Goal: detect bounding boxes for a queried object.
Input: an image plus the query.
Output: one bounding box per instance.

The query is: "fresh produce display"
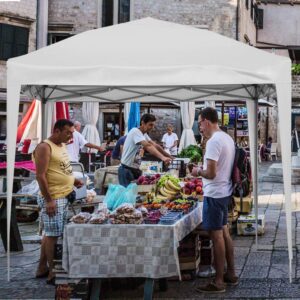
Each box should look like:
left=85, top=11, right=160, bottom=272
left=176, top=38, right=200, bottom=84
left=137, top=174, right=161, bottom=185
left=182, top=177, right=203, bottom=195
left=70, top=212, right=92, bottom=224
left=156, top=174, right=181, bottom=200
left=177, top=145, right=202, bottom=163
left=165, top=199, right=196, bottom=213
left=89, top=212, right=108, bottom=224
left=144, top=210, right=162, bottom=224
left=109, top=203, right=144, bottom=224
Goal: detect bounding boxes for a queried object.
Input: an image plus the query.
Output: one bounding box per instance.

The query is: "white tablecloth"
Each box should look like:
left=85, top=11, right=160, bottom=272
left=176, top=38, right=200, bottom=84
left=62, top=203, right=202, bottom=279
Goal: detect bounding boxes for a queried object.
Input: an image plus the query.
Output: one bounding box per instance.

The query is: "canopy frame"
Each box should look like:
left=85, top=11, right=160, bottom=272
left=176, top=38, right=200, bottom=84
left=6, top=18, right=292, bottom=284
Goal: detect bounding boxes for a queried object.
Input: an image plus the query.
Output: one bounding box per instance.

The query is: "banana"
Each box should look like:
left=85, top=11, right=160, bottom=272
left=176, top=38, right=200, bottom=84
left=164, top=181, right=174, bottom=191
left=163, top=186, right=177, bottom=196
left=160, top=187, right=170, bottom=197
left=156, top=194, right=169, bottom=200
left=167, top=180, right=181, bottom=192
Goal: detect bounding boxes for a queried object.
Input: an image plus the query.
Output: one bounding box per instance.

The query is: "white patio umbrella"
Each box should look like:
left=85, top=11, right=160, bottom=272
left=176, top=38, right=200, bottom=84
left=178, top=102, right=197, bottom=151
left=81, top=102, right=100, bottom=152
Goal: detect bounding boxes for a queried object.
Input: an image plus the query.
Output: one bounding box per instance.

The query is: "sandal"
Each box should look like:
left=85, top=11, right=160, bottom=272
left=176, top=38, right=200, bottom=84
left=195, top=281, right=226, bottom=293
left=224, top=274, right=239, bottom=286
left=35, top=270, right=49, bottom=279
left=46, top=277, right=55, bottom=286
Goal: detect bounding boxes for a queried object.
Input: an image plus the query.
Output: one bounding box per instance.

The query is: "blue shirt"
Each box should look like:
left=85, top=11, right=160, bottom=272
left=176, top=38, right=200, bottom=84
left=112, top=136, right=127, bottom=160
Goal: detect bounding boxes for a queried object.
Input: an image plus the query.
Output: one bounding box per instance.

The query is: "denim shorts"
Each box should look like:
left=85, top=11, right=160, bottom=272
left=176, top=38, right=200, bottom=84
left=38, top=196, right=68, bottom=237
left=202, top=196, right=231, bottom=231
left=118, top=164, right=141, bottom=187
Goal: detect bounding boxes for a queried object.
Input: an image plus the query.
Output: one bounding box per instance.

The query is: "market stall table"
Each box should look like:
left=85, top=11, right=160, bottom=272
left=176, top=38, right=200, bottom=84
left=63, top=203, right=203, bottom=299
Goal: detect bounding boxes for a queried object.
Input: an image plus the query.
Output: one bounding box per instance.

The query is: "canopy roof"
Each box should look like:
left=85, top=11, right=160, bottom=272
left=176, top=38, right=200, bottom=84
left=8, top=17, right=288, bottom=102
left=6, top=17, right=292, bottom=281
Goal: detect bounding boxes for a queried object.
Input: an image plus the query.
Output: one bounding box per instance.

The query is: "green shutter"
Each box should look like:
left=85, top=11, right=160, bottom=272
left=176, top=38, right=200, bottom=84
left=0, top=23, right=29, bottom=60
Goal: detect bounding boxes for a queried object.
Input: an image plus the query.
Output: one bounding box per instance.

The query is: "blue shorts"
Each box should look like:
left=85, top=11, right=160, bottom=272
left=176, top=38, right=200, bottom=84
left=202, top=196, right=231, bottom=231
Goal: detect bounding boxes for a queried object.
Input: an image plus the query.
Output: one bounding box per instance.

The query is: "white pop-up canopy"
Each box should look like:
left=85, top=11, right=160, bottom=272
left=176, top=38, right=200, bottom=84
left=6, top=18, right=291, bottom=280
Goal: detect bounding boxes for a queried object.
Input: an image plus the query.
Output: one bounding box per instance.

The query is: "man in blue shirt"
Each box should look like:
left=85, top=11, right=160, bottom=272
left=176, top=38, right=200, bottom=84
left=111, top=135, right=127, bottom=165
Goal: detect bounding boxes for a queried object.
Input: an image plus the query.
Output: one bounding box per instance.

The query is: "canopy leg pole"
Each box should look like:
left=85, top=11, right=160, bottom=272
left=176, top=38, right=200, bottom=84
left=41, top=97, right=47, bottom=140
left=254, top=100, right=259, bottom=250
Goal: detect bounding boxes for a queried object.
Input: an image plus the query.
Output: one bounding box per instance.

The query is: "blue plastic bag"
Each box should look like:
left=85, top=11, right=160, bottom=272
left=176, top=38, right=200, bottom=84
left=104, top=183, right=137, bottom=211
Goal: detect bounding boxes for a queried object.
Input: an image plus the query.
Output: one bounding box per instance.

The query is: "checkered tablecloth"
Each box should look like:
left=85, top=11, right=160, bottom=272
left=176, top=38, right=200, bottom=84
left=62, top=203, right=202, bottom=279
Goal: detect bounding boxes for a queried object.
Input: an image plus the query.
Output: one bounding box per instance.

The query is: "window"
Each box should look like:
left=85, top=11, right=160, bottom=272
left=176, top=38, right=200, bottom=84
left=289, top=49, right=300, bottom=64
left=48, top=33, right=72, bottom=45
left=255, top=7, right=264, bottom=29
left=0, top=23, right=29, bottom=60
left=102, top=0, right=114, bottom=27
left=118, top=0, right=130, bottom=23
left=246, top=0, right=249, bottom=9
left=250, top=0, right=254, bottom=19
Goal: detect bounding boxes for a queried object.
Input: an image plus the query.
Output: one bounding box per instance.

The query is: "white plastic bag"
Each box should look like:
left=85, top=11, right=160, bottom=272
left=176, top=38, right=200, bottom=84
left=17, top=180, right=40, bottom=195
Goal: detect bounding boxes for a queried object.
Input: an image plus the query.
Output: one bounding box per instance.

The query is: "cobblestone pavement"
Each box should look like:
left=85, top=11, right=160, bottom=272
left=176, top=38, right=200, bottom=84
left=1, top=162, right=300, bottom=299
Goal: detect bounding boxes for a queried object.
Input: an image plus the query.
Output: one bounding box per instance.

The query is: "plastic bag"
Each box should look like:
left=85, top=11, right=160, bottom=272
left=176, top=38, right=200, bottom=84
left=17, top=180, right=40, bottom=195
left=104, top=183, right=137, bottom=211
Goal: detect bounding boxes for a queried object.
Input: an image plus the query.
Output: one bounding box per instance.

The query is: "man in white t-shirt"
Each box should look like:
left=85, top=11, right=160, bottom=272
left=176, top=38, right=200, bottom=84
left=161, top=124, right=178, bottom=155
left=119, top=114, right=173, bottom=187
left=191, top=107, right=237, bottom=294
left=66, top=121, right=105, bottom=162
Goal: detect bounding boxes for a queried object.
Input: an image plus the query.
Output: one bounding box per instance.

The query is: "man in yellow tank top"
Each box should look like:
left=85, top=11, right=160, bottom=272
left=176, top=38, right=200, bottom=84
left=34, top=119, right=83, bottom=284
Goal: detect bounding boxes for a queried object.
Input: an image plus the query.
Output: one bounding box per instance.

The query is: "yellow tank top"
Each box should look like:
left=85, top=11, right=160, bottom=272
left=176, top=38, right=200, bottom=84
left=42, top=139, right=74, bottom=199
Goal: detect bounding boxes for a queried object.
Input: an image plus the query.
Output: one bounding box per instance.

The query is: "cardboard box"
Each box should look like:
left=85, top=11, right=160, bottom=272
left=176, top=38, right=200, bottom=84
left=180, top=256, right=201, bottom=271
left=136, top=184, right=156, bottom=194
left=234, top=195, right=252, bottom=214
left=237, top=214, right=265, bottom=236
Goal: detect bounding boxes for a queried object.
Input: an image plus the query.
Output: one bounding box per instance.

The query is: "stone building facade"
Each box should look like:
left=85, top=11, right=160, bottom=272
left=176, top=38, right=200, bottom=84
left=0, top=0, right=37, bottom=135
left=1, top=0, right=300, bottom=149
left=47, top=0, right=240, bottom=143
left=133, top=0, right=238, bottom=38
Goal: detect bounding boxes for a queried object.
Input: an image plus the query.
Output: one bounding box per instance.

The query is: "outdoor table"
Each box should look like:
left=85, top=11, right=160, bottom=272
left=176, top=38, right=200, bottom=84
left=62, top=203, right=203, bottom=300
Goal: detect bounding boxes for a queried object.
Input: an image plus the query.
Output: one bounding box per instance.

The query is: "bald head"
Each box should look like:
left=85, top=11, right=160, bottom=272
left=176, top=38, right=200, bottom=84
left=74, top=121, right=81, bottom=131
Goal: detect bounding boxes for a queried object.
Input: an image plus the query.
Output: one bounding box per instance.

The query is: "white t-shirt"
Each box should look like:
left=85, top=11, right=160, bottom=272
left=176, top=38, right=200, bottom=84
left=202, top=131, right=235, bottom=198
left=161, top=133, right=178, bottom=155
left=121, top=128, right=151, bottom=169
left=66, top=130, right=88, bottom=162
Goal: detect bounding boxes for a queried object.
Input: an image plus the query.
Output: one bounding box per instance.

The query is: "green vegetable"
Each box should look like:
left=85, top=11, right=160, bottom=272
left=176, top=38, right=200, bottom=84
left=157, top=174, right=180, bottom=187
left=178, top=145, right=202, bottom=162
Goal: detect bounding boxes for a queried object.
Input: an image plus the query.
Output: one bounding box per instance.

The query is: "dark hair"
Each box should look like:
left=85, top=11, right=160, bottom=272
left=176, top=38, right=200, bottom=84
left=53, top=119, right=74, bottom=131
left=140, top=113, right=156, bottom=124
left=200, top=107, right=218, bottom=124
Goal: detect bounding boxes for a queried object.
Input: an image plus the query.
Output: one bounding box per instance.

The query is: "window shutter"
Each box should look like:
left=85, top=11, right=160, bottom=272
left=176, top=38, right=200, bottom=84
left=14, top=26, right=29, bottom=57
left=0, top=24, right=14, bottom=60
left=0, top=23, right=29, bottom=60
left=257, top=8, right=264, bottom=29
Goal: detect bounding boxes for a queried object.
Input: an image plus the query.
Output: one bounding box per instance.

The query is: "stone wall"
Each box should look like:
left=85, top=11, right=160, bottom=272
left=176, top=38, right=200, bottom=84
left=238, top=0, right=257, bottom=44
left=293, top=76, right=300, bottom=100
left=0, top=0, right=37, bottom=89
left=70, top=103, right=181, bottom=143
left=143, top=107, right=181, bottom=143
left=133, top=0, right=238, bottom=38
left=48, top=0, right=98, bottom=33
left=259, top=106, right=278, bottom=145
